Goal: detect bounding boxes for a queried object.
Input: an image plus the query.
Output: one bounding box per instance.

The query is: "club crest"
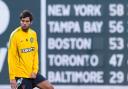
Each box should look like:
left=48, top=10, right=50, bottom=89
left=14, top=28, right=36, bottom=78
left=30, top=37, right=34, bottom=43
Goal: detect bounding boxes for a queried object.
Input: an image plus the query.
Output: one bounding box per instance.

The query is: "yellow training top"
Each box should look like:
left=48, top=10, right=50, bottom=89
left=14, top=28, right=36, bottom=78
left=8, top=26, right=39, bottom=80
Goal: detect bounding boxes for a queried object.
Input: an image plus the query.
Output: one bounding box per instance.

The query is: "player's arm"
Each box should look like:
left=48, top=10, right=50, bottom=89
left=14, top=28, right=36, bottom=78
left=8, top=34, right=17, bottom=80
left=8, top=34, right=18, bottom=89
left=32, top=32, right=39, bottom=75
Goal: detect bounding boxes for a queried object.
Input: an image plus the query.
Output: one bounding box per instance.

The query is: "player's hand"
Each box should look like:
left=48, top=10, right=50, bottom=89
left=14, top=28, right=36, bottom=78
left=10, top=79, right=17, bottom=89
left=31, top=72, right=37, bottom=79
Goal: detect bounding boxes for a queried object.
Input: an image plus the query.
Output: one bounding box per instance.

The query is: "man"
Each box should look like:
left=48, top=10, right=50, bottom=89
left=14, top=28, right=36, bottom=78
left=8, top=10, right=54, bottom=89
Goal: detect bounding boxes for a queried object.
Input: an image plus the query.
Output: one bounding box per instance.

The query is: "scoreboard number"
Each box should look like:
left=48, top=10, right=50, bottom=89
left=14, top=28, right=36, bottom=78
left=109, top=54, right=124, bottom=67
left=109, top=71, right=124, bottom=84
left=109, top=20, right=124, bottom=33
left=109, top=37, right=124, bottom=50
left=109, top=4, right=124, bottom=16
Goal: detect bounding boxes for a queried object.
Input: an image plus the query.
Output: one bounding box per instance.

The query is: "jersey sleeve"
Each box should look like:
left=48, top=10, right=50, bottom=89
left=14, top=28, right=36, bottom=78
left=33, top=32, right=39, bottom=74
left=8, top=34, right=17, bottom=80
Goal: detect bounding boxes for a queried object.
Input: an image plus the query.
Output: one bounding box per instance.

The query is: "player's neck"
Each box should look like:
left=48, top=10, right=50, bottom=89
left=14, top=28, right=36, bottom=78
left=22, top=28, right=29, bottom=32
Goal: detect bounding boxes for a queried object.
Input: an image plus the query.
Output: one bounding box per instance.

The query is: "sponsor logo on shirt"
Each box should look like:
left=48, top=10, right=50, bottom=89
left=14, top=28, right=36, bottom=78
left=21, top=47, right=35, bottom=53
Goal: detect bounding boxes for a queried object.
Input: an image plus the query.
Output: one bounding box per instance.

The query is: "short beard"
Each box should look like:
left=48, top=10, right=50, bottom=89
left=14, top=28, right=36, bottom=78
left=22, top=27, right=29, bottom=32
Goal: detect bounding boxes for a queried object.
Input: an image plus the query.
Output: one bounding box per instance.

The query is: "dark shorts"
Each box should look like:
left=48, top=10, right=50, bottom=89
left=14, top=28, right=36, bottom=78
left=16, top=73, right=47, bottom=89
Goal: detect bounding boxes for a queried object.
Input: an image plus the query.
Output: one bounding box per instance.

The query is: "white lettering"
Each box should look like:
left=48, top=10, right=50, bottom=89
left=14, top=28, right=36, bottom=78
left=48, top=21, right=81, bottom=33
left=0, top=1, right=10, bottom=35
left=48, top=54, right=99, bottom=67
left=48, top=4, right=71, bottom=16
left=0, top=48, right=7, bottom=72
left=74, top=4, right=101, bottom=16
left=48, top=71, right=104, bottom=83
left=83, top=21, right=103, bottom=33
left=48, top=38, right=92, bottom=50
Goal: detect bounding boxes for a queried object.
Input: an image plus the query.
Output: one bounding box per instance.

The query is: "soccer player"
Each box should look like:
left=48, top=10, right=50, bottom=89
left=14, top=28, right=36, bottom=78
left=8, top=10, right=54, bottom=89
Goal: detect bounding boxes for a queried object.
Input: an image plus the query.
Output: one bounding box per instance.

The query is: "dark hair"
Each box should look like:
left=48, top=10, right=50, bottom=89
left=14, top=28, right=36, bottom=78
left=20, top=10, right=33, bottom=22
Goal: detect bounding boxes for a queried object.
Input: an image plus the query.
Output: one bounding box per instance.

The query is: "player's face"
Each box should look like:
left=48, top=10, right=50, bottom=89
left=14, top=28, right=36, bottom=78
left=20, top=17, right=31, bottom=31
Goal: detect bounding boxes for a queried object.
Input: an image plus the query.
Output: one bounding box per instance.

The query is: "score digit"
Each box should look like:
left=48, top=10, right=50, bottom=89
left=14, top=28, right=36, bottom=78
left=109, top=54, right=124, bottom=67
left=109, top=4, right=124, bottom=16
left=109, top=37, right=124, bottom=50
left=109, top=20, right=124, bottom=33
left=109, top=71, right=124, bottom=84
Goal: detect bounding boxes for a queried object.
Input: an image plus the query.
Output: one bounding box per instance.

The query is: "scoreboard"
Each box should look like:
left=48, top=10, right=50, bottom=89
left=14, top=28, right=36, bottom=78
left=42, top=0, right=128, bottom=88
left=1, top=0, right=128, bottom=89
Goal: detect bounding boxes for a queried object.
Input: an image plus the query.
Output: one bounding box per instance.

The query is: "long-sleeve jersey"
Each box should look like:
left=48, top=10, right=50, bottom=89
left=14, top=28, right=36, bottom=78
left=8, top=26, right=39, bottom=80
